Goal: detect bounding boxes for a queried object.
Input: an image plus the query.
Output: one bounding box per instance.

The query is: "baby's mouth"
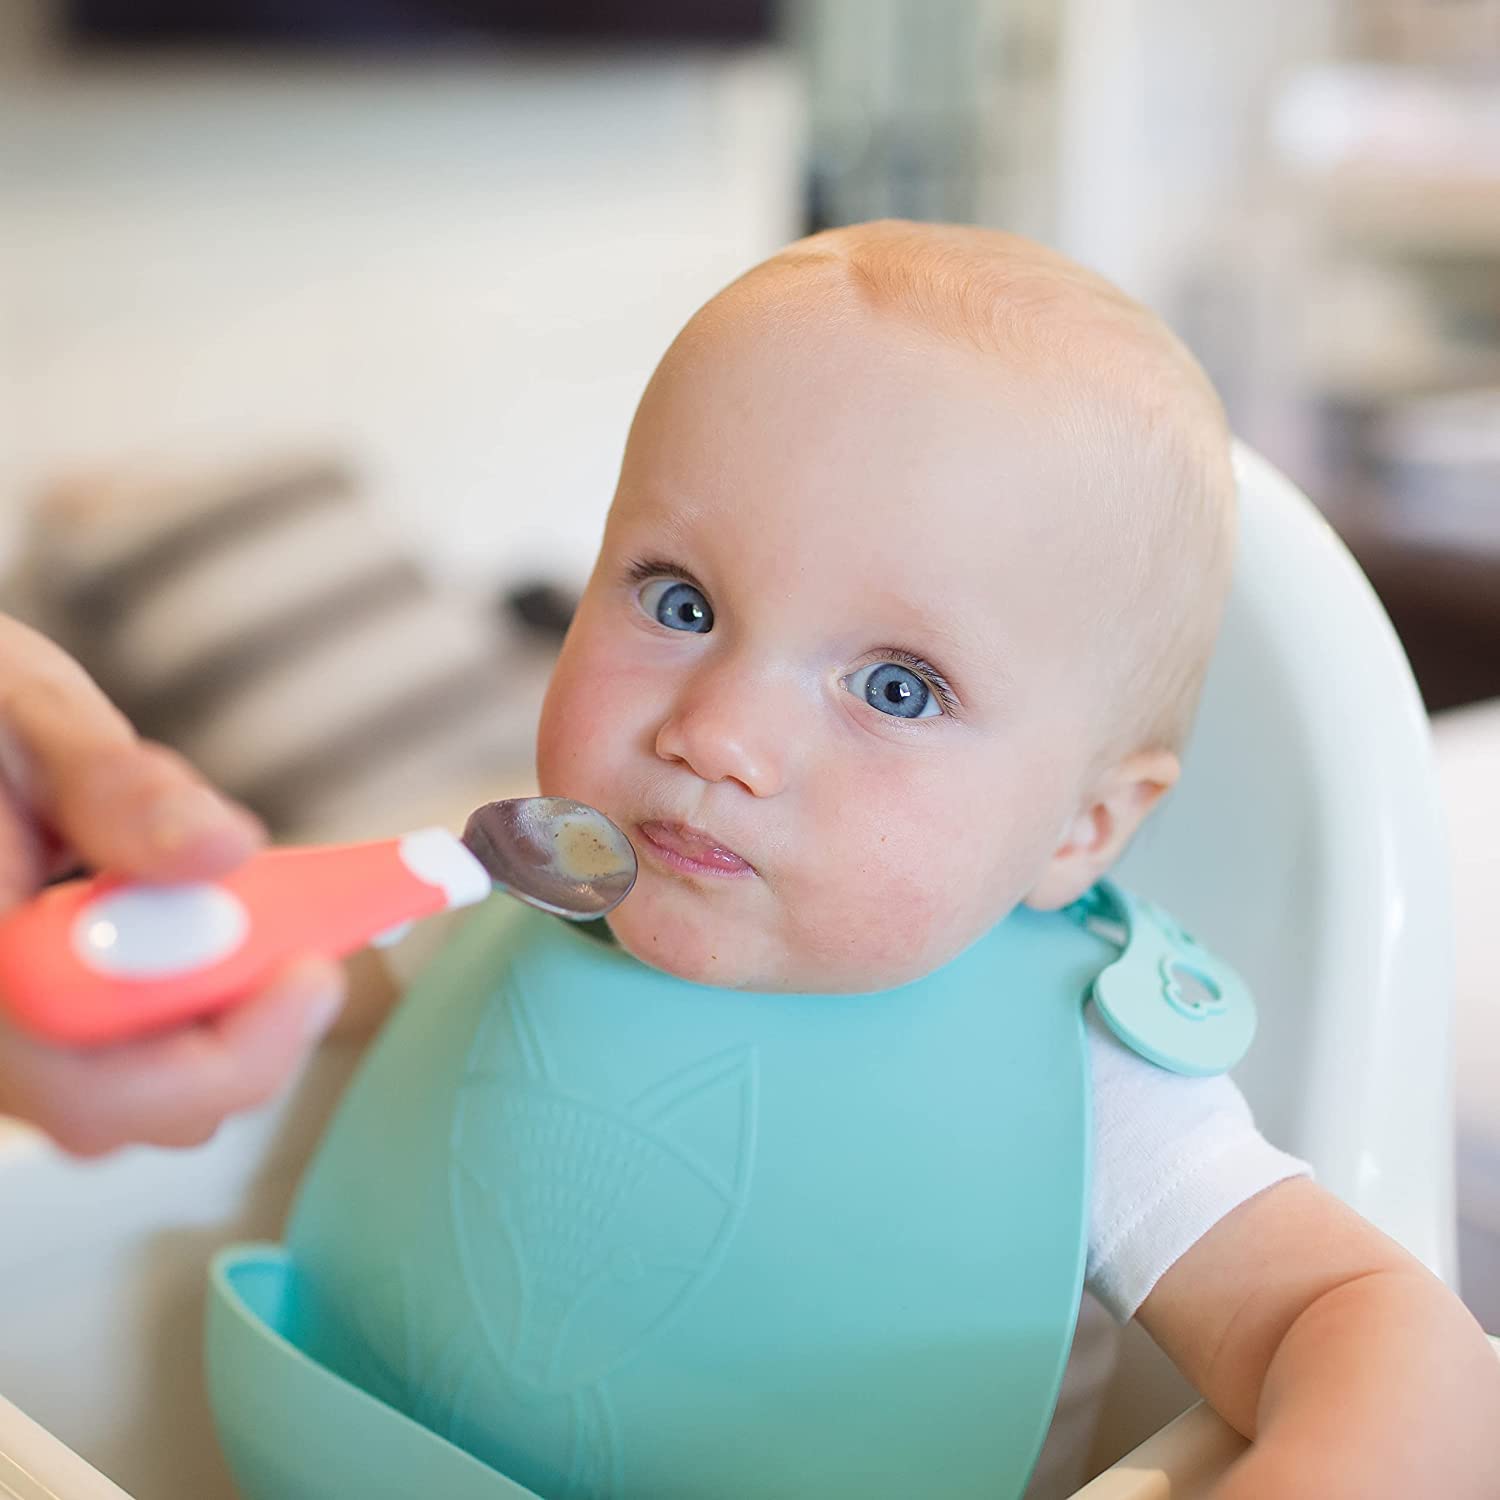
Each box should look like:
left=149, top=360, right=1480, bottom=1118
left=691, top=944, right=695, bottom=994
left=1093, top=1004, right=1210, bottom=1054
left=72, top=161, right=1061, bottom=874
left=636, top=820, right=756, bottom=878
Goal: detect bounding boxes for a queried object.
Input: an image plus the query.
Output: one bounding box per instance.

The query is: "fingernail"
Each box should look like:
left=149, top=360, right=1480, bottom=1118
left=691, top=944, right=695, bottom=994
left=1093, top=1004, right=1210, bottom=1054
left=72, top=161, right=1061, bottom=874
left=147, top=784, right=237, bottom=856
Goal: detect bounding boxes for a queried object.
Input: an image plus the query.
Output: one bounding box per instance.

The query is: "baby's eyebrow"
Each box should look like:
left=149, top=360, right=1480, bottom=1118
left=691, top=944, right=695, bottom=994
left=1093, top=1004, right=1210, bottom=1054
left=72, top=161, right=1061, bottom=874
left=877, top=599, right=1013, bottom=690
left=624, top=556, right=711, bottom=595
left=619, top=491, right=711, bottom=543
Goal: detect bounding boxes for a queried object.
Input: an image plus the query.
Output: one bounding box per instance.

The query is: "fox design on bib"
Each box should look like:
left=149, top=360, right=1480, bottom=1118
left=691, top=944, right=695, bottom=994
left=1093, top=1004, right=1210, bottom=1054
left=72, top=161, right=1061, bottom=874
left=432, top=984, right=759, bottom=1498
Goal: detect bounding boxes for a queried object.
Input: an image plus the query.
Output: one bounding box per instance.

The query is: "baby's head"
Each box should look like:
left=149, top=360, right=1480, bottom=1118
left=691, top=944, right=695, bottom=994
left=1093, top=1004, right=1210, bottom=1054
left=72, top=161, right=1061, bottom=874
left=538, top=221, right=1235, bottom=992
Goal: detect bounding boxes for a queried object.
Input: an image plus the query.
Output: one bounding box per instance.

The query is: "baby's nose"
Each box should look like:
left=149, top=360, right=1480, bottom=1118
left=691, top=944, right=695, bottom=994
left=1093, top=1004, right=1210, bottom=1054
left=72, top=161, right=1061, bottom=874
left=654, top=671, right=787, bottom=797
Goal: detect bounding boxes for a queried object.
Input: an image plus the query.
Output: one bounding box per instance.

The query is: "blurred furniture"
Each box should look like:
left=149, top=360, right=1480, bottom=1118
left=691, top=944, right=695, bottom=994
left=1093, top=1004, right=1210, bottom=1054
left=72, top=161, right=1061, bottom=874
left=794, top=0, right=1059, bottom=240
left=1432, top=699, right=1500, bottom=1337
left=64, top=0, right=773, bottom=47
left=1325, top=497, right=1500, bottom=712
left=25, top=456, right=553, bottom=839
left=0, top=48, right=801, bottom=592
left=1263, top=57, right=1500, bottom=710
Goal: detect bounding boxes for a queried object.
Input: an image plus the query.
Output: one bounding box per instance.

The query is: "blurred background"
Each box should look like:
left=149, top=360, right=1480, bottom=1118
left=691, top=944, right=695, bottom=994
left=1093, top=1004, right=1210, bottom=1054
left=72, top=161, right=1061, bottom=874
left=2, top=0, right=1500, bottom=1386
left=4, top=0, right=1500, bottom=833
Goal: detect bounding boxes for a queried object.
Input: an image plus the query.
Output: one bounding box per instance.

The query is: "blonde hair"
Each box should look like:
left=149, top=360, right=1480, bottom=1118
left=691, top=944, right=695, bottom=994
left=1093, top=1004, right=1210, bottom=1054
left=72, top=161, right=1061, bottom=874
left=724, top=220, right=1237, bottom=755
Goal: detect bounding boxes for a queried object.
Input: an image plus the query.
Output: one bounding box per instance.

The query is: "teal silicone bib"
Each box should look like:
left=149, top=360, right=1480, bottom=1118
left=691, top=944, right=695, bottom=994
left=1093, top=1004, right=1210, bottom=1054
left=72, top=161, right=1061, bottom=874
left=206, top=882, right=1252, bottom=1500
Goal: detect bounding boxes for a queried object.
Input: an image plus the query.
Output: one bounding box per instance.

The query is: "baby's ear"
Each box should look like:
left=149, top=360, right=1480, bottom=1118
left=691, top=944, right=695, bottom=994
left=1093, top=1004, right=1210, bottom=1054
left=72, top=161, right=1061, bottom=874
left=1024, top=749, right=1179, bottom=911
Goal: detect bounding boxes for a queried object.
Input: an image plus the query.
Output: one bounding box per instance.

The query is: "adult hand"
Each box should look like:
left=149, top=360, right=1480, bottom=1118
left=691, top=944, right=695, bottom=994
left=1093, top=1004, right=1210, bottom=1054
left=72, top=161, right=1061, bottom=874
left=0, top=616, right=345, bottom=1154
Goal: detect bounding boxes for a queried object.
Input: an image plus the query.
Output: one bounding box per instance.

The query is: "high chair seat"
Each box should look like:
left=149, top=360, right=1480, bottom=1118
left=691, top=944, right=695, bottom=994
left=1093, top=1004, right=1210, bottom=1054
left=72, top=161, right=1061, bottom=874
left=0, top=445, right=1464, bottom=1499
left=1120, top=442, right=1453, bottom=1270
left=1088, top=441, right=1457, bottom=1462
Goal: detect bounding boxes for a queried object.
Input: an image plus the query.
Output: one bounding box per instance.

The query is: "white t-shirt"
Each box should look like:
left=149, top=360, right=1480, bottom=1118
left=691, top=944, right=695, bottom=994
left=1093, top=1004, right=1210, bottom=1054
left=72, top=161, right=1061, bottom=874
left=1024, top=1002, right=1310, bottom=1500
left=1083, top=1001, right=1309, bottom=1319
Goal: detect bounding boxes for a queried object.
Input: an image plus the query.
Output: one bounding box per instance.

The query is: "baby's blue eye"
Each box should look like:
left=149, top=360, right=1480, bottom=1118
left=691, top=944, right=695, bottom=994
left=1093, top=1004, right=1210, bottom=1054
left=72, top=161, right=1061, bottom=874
left=844, top=662, right=943, bottom=720
left=639, top=577, right=714, bottom=633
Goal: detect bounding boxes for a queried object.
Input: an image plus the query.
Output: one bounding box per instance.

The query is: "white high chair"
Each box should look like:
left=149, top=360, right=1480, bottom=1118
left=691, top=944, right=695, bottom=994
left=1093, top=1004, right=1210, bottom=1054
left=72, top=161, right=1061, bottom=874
left=1075, top=442, right=1463, bottom=1489
left=0, top=446, right=1479, bottom=1500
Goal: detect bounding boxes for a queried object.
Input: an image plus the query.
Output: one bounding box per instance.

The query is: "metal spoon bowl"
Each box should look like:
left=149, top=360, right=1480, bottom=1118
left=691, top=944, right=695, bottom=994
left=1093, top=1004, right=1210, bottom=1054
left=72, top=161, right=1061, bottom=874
left=462, top=797, right=637, bottom=920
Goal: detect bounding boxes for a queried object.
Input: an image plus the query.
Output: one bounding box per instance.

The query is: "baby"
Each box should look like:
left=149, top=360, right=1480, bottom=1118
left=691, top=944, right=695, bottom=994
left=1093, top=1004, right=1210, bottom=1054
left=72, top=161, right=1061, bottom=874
left=536, top=221, right=1498, bottom=1493
left=254, top=222, right=1499, bottom=1498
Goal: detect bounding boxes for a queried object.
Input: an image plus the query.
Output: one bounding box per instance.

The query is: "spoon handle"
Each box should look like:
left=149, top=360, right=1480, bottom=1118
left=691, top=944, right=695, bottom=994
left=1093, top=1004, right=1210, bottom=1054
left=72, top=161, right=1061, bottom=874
left=0, top=830, right=490, bottom=1046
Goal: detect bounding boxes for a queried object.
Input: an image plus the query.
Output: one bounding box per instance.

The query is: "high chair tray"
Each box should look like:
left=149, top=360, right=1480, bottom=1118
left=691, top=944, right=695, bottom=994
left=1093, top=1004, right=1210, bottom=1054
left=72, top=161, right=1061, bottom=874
left=1075, top=1337, right=1500, bottom=1499
left=0, top=1396, right=130, bottom=1500
left=6, top=1347, right=1500, bottom=1499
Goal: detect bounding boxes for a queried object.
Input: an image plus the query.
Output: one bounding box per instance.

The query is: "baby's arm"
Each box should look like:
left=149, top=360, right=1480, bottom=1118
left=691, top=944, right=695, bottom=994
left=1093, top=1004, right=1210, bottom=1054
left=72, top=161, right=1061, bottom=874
left=1138, top=1176, right=1500, bottom=1498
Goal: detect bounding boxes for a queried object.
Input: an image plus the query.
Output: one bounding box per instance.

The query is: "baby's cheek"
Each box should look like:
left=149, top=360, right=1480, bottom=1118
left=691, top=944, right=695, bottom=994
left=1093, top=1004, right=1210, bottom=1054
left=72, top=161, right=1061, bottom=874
left=786, top=808, right=962, bottom=985
left=536, top=660, right=587, bottom=789
left=791, top=756, right=1032, bottom=985
left=538, top=652, right=634, bottom=798
left=810, top=882, right=948, bottom=987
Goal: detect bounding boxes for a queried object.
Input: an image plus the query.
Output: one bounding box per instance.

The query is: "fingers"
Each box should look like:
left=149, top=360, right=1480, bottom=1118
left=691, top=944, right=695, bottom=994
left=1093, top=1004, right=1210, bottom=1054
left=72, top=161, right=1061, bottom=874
left=0, top=618, right=330, bottom=1158
left=40, top=738, right=264, bottom=885
left=0, top=784, right=47, bottom=915
left=0, top=616, right=263, bottom=895
left=0, top=959, right=346, bottom=1156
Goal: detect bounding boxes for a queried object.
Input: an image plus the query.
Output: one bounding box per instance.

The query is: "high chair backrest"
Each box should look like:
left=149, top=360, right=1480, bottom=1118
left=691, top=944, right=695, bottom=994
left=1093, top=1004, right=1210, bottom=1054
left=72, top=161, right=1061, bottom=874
left=1117, top=444, right=1456, bottom=1280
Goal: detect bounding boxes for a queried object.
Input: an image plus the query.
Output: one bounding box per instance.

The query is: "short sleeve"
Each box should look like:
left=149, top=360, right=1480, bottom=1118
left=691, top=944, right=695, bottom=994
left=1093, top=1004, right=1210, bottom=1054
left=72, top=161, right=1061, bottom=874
left=1084, top=1003, right=1311, bottom=1322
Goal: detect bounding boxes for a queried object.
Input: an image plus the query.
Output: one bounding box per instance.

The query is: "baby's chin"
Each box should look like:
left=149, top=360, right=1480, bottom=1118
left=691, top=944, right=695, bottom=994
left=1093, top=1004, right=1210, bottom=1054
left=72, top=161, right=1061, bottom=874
left=604, top=888, right=967, bottom=996
left=604, top=896, right=784, bottom=991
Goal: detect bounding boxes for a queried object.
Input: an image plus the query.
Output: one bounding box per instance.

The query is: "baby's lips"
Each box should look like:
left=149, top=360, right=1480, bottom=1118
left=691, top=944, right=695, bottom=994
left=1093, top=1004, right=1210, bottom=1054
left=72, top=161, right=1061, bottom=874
left=638, top=819, right=755, bottom=875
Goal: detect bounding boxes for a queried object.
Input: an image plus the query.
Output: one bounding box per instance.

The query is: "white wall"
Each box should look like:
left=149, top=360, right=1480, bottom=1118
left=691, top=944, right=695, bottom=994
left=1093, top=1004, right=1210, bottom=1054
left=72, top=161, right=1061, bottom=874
left=0, top=53, right=802, bottom=587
